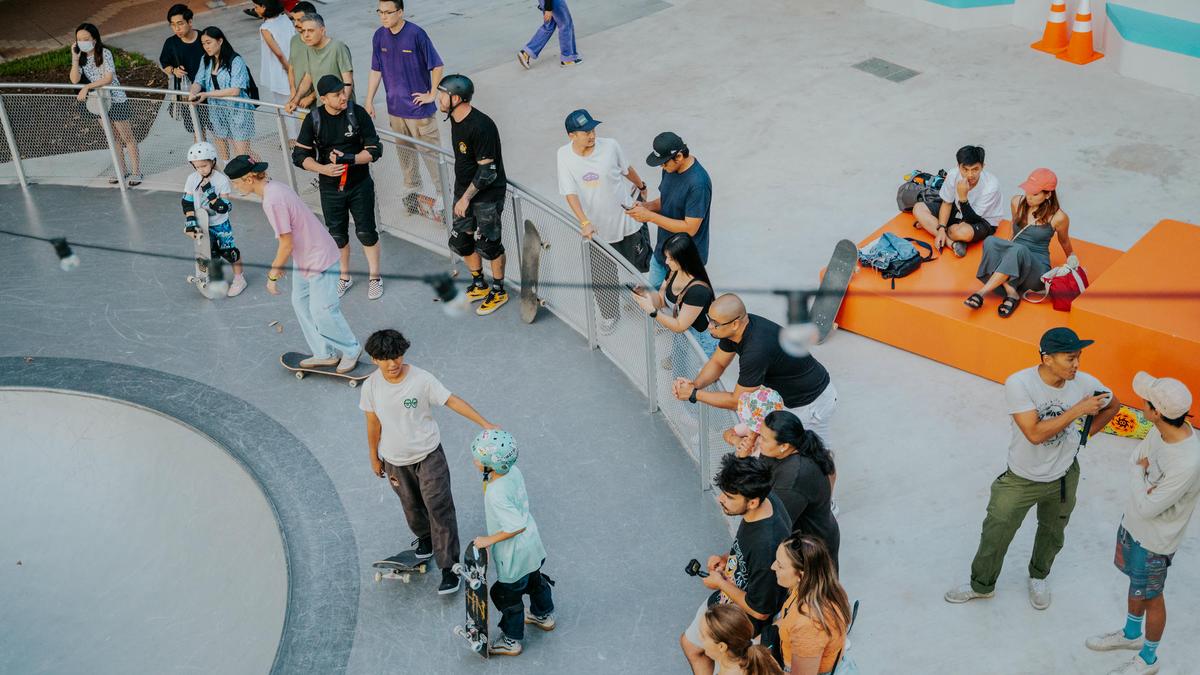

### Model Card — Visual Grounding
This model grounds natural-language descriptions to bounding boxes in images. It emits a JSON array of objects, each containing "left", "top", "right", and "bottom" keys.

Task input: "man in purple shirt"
[{"left": 365, "top": 0, "right": 444, "bottom": 199}]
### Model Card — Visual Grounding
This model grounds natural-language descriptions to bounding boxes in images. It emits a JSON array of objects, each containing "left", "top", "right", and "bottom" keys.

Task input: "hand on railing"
[{"left": 188, "top": 91, "right": 208, "bottom": 103}]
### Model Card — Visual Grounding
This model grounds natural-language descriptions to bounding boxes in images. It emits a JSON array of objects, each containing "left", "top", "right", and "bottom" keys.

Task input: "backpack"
[
  {"left": 895, "top": 169, "right": 946, "bottom": 212},
  {"left": 858, "top": 232, "right": 935, "bottom": 288},
  {"left": 310, "top": 102, "right": 359, "bottom": 154}
]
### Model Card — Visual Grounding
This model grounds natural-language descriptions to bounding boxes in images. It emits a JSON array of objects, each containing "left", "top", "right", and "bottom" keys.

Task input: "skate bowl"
[{"left": 0, "top": 358, "right": 359, "bottom": 675}]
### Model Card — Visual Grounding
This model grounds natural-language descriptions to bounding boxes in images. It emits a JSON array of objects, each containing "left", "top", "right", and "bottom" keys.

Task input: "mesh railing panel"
[
  {"left": 585, "top": 241, "right": 652, "bottom": 397},
  {"left": 515, "top": 197, "right": 589, "bottom": 335}
]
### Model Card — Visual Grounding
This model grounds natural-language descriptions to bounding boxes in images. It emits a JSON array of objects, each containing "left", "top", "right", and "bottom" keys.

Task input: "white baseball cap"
[{"left": 1133, "top": 371, "right": 1193, "bottom": 419}]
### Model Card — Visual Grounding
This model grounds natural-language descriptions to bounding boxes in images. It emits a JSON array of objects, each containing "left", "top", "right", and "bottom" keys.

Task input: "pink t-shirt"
[{"left": 262, "top": 180, "right": 339, "bottom": 278}]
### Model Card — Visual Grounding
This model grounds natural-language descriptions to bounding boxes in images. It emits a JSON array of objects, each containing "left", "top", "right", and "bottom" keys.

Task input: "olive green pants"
[{"left": 969, "top": 460, "right": 1080, "bottom": 594}]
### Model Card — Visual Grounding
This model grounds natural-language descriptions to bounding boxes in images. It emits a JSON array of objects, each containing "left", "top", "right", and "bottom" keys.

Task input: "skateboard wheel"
[
  {"left": 468, "top": 579, "right": 481, "bottom": 591},
  {"left": 453, "top": 625, "right": 468, "bottom": 639},
  {"left": 348, "top": 380, "right": 358, "bottom": 388},
  {"left": 400, "top": 574, "right": 411, "bottom": 583},
  {"left": 374, "top": 572, "right": 382, "bottom": 583},
  {"left": 451, "top": 563, "right": 466, "bottom": 576},
  {"left": 295, "top": 371, "right": 305, "bottom": 380},
  {"left": 450, "top": 269, "right": 459, "bottom": 278}
]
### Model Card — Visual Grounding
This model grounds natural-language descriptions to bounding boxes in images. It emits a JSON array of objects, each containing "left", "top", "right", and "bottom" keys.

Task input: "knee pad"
[
  {"left": 330, "top": 231, "right": 350, "bottom": 248},
  {"left": 355, "top": 227, "right": 379, "bottom": 247},
  {"left": 449, "top": 230, "right": 475, "bottom": 256},
  {"left": 218, "top": 247, "right": 241, "bottom": 264},
  {"left": 476, "top": 236, "right": 505, "bottom": 261}
]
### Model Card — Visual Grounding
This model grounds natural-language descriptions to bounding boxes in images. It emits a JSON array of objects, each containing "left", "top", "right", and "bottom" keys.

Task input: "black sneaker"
[
  {"left": 412, "top": 536, "right": 433, "bottom": 560},
  {"left": 438, "top": 568, "right": 462, "bottom": 595}
]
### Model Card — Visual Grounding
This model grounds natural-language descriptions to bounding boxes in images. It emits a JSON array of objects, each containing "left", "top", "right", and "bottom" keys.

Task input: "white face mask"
[{"left": 77, "top": 41, "right": 95, "bottom": 53}]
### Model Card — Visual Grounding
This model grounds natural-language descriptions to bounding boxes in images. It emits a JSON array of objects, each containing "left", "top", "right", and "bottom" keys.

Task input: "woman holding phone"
[{"left": 631, "top": 231, "right": 718, "bottom": 356}]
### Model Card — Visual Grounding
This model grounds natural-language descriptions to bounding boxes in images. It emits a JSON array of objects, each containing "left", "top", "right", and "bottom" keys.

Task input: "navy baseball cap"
[
  {"left": 565, "top": 109, "right": 601, "bottom": 133},
  {"left": 225, "top": 155, "right": 268, "bottom": 179},
  {"left": 646, "top": 131, "right": 686, "bottom": 167},
  {"left": 1039, "top": 327, "right": 1094, "bottom": 354},
  {"left": 317, "top": 74, "right": 345, "bottom": 96}
]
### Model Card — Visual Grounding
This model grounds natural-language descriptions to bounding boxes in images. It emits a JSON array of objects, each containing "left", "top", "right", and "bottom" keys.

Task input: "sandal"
[
  {"left": 127, "top": 173, "right": 142, "bottom": 186},
  {"left": 964, "top": 293, "right": 984, "bottom": 309},
  {"left": 998, "top": 295, "right": 1020, "bottom": 318}
]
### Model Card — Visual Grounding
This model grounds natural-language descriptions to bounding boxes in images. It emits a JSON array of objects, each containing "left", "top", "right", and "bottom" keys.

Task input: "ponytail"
[
  {"left": 763, "top": 411, "right": 836, "bottom": 476},
  {"left": 745, "top": 644, "right": 784, "bottom": 675}
]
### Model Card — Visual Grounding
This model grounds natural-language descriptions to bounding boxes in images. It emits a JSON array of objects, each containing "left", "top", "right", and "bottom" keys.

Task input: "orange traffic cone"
[
  {"left": 1030, "top": 0, "right": 1070, "bottom": 54},
  {"left": 1057, "top": 0, "right": 1104, "bottom": 64}
]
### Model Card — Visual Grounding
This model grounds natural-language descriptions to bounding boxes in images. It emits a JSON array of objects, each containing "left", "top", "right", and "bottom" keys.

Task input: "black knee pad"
[
  {"left": 449, "top": 230, "right": 475, "bottom": 256},
  {"left": 476, "top": 236, "right": 505, "bottom": 261},
  {"left": 330, "top": 232, "right": 350, "bottom": 248},
  {"left": 218, "top": 247, "right": 241, "bottom": 264},
  {"left": 355, "top": 228, "right": 379, "bottom": 247}
]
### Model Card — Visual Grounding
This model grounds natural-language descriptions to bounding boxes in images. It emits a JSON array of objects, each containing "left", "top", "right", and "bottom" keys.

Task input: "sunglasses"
[{"left": 706, "top": 313, "right": 743, "bottom": 328}]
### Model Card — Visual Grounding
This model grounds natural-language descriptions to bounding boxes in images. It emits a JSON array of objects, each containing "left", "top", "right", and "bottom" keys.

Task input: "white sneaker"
[
  {"left": 227, "top": 274, "right": 247, "bottom": 297},
  {"left": 337, "top": 278, "right": 353, "bottom": 298},
  {"left": 599, "top": 316, "right": 618, "bottom": 335},
  {"left": 1086, "top": 630, "right": 1144, "bottom": 652},
  {"left": 299, "top": 355, "right": 339, "bottom": 368},
  {"left": 944, "top": 583, "right": 994, "bottom": 604},
  {"left": 336, "top": 348, "right": 362, "bottom": 374},
  {"left": 1028, "top": 577, "right": 1051, "bottom": 610},
  {"left": 1108, "top": 654, "right": 1159, "bottom": 675},
  {"left": 302, "top": 177, "right": 320, "bottom": 194},
  {"left": 367, "top": 278, "right": 383, "bottom": 300}
]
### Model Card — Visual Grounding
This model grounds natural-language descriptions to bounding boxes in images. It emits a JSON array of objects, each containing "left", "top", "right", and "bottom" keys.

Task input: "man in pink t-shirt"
[{"left": 226, "top": 155, "right": 361, "bottom": 372}]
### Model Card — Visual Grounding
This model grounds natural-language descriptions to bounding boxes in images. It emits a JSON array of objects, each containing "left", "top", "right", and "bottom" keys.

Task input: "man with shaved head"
[{"left": 673, "top": 293, "right": 838, "bottom": 444}]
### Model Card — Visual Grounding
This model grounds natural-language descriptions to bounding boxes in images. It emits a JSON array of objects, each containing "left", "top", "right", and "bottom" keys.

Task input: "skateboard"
[
  {"left": 451, "top": 542, "right": 489, "bottom": 658},
  {"left": 812, "top": 239, "right": 858, "bottom": 344},
  {"left": 519, "top": 219, "right": 549, "bottom": 324},
  {"left": 185, "top": 190, "right": 213, "bottom": 297},
  {"left": 280, "top": 351, "right": 372, "bottom": 387},
  {"left": 371, "top": 550, "right": 428, "bottom": 584},
  {"left": 403, "top": 191, "right": 443, "bottom": 224}
]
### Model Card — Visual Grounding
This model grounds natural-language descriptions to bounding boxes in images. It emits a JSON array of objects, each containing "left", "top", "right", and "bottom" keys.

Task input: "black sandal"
[
  {"left": 964, "top": 293, "right": 984, "bottom": 309},
  {"left": 998, "top": 296, "right": 1020, "bottom": 318}
]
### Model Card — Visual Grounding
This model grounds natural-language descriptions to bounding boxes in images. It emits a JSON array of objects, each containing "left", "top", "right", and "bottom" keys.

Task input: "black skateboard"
[
  {"left": 371, "top": 549, "right": 429, "bottom": 584},
  {"left": 812, "top": 239, "right": 858, "bottom": 344},
  {"left": 280, "top": 351, "right": 372, "bottom": 387},
  {"left": 451, "top": 542, "right": 489, "bottom": 658},
  {"left": 519, "top": 219, "right": 549, "bottom": 324}
]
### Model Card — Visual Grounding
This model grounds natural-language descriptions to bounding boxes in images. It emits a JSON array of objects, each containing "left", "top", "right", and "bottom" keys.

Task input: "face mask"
[{"left": 77, "top": 41, "right": 95, "bottom": 53}]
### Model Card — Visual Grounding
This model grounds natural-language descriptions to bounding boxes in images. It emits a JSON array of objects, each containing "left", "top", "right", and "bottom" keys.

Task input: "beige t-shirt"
[{"left": 359, "top": 365, "right": 451, "bottom": 466}]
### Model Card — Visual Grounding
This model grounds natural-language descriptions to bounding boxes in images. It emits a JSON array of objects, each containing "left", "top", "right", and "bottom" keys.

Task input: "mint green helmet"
[{"left": 471, "top": 429, "right": 518, "bottom": 473}]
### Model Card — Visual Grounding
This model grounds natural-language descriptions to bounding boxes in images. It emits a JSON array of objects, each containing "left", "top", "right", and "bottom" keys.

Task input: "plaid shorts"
[{"left": 1115, "top": 525, "right": 1174, "bottom": 600}]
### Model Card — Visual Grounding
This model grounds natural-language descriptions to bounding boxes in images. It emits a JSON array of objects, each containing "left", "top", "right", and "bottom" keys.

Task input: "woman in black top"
[
  {"left": 631, "top": 232, "right": 719, "bottom": 356},
  {"left": 759, "top": 410, "right": 840, "bottom": 569}
]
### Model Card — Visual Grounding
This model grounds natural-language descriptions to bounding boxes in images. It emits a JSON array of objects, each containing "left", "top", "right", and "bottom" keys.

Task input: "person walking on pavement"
[
  {"left": 225, "top": 155, "right": 361, "bottom": 372},
  {"left": 293, "top": 75, "right": 384, "bottom": 299},
  {"left": 361, "top": 329, "right": 498, "bottom": 595},
  {"left": 517, "top": 0, "right": 581, "bottom": 69},
  {"left": 946, "top": 327, "right": 1120, "bottom": 609},
  {"left": 1086, "top": 373, "right": 1198, "bottom": 675},
  {"left": 366, "top": 0, "right": 445, "bottom": 201},
  {"left": 437, "top": 74, "right": 510, "bottom": 316},
  {"left": 556, "top": 108, "right": 651, "bottom": 332}
]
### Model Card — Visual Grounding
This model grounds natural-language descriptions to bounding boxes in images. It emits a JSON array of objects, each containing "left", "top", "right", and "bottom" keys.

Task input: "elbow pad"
[
  {"left": 210, "top": 197, "right": 231, "bottom": 214},
  {"left": 472, "top": 162, "right": 498, "bottom": 191},
  {"left": 292, "top": 144, "right": 313, "bottom": 170}
]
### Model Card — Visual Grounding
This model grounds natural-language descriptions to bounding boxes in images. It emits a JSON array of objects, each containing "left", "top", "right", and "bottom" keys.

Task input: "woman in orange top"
[
  {"left": 770, "top": 536, "right": 851, "bottom": 674},
  {"left": 698, "top": 603, "right": 783, "bottom": 675}
]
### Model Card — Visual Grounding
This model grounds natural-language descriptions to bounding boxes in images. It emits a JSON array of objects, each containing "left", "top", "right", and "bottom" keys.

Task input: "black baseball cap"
[
  {"left": 225, "top": 155, "right": 268, "bottom": 180},
  {"left": 1039, "top": 327, "right": 1094, "bottom": 354},
  {"left": 316, "top": 74, "right": 345, "bottom": 96},
  {"left": 564, "top": 108, "right": 600, "bottom": 133},
  {"left": 646, "top": 131, "right": 686, "bottom": 167}
]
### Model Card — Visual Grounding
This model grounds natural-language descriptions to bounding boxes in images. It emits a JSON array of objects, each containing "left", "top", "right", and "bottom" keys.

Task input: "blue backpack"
[{"left": 858, "top": 232, "right": 934, "bottom": 289}]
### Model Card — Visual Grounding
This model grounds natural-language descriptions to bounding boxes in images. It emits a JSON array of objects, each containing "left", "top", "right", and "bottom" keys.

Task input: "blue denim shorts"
[{"left": 1115, "top": 525, "right": 1173, "bottom": 599}]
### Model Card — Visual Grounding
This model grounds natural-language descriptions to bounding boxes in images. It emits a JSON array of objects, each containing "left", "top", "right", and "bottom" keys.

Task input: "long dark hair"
[
  {"left": 763, "top": 410, "right": 835, "bottom": 476},
  {"left": 1014, "top": 190, "right": 1061, "bottom": 230},
  {"left": 199, "top": 26, "right": 240, "bottom": 84},
  {"left": 780, "top": 536, "right": 851, "bottom": 637},
  {"left": 75, "top": 23, "right": 104, "bottom": 69},
  {"left": 662, "top": 232, "right": 711, "bottom": 288}
]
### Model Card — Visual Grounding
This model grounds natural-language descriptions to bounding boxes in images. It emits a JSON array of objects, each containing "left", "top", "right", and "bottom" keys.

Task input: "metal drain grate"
[{"left": 852, "top": 58, "right": 920, "bottom": 83}]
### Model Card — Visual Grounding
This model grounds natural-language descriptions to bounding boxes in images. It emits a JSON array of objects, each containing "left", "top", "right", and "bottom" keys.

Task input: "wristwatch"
[
  {"left": 648, "top": 309, "right": 658, "bottom": 318},
  {"left": 688, "top": 388, "right": 698, "bottom": 404}
]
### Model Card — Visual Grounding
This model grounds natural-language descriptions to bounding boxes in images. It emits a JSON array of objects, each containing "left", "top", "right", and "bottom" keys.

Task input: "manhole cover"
[{"left": 852, "top": 58, "right": 920, "bottom": 83}]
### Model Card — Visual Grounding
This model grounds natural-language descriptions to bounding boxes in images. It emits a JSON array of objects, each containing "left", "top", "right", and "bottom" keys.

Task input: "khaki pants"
[{"left": 388, "top": 115, "right": 442, "bottom": 192}]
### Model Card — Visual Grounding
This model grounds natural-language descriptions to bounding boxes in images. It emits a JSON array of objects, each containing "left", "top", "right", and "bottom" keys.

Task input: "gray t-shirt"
[
  {"left": 1004, "top": 366, "right": 1106, "bottom": 482},
  {"left": 359, "top": 364, "right": 451, "bottom": 466}
]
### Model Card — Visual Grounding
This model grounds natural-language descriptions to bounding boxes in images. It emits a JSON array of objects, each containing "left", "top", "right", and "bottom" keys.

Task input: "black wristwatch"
[
  {"left": 648, "top": 309, "right": 658, "bottom": 318},
  {"left": 688, "top": 388, "right": 698, "bottom": 404},
  {"left": 637, "top": 182, "right": 647, "bottom": 191}
]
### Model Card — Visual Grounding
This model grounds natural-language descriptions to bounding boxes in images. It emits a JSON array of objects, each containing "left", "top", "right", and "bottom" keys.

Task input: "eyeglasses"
[
  {"left": 706, "top": 313, "right": 743, "bottom": 328},
  {"left": 376, "top": 9, "right": 400, "bottom": 15}
]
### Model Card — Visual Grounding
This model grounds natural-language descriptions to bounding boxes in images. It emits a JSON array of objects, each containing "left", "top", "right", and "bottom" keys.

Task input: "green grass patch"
[{"left": 0, "top": 46, "right": 152, "bottom": 77}]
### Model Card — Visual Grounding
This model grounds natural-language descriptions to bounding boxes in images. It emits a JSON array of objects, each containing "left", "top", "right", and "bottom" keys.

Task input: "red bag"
[{"left": 1024, "top": 260, "right": 1088, "bottom": 312}]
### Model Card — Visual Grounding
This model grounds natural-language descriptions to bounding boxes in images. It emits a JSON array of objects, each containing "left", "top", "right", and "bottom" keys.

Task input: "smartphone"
[
  {"left": 621, "top": 184, "right": 641, "bottom": 210},
  {"left": 625, "top": 282, "right": 644, "bottom": 295}
]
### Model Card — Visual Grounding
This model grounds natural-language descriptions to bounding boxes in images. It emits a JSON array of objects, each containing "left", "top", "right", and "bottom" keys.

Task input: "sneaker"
[
  {"left": 476, "top": 288, "right": 508, "bottom": 316},
  {"left": 944, "top": 583, "right": 994, "bottom": 604},
  {"left": 303, "top": 177, "right": 320, "bottom": 194},
  {"left": 951, "top": 241, "right": 967, "bottom": 258},
  {"left": 411, "top": 536, "right": 433, "bottom": 560},
  {"left": 299, "top": 355, "right": 339, "bottom": 368},
  {"left": 599, "top": 316, "right": 618, "bottom": 335},
  {"left": 227, "top": 274, "right": 247, "bottom": 297},
  {"left": 517, "top": 50, "right": 531, "bottom": 70},
  {"left": 367, "top": 278, "right": 383, "bottom": 300},
  {"left": 525, "top": 609, "right": 556, "bottom": 632},
  {"left": 108, "top": 175, "right": 120, "bottom": 185},
  {"left": 489, "top": 634, "right": 522, "bottom": 656},
  {"left": 336, "top": 347, "right": 363, "bottom": 374},
  {"left": 465, "top": 284, "right": 490, "bottom": 302},
  {"left": 1108, "top": 654, "right": 1160, "bottom": 675},
  {"left": 337, "top": 278, "right": 353, "bottom": 298},
  {"left": 126, "top": 173, "right": 142, "bottom": 186},
  {"left": 1028, "top": 577, "right": 1051, "bottom": 610},
  {"left": 438, "top": 568, "right": 462, "bottom": 595},
  {"left": 560, "top": 58, "right": 582, "bottom": 67},
  {"left": 1086, "top": 630, "right": 1144, "bottom": 652}
]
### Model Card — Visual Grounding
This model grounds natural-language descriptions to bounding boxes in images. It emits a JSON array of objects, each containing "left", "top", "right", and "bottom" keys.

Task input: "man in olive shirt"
[{"left": 285, "top": 12, "right": 353, "bottom": 113}]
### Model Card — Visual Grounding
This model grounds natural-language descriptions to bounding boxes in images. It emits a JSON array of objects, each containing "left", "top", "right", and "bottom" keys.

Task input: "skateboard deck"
[
  {"left": 280, "top": 351, "right": 372, "bottom": 387},
  {"left": 371, "top": 549, "right": 429, "bottom": 584},
  {"left": 451, "top": 542, "right": 489, "bottom": 658},
  {"left": 812, "top": 239, "right": 858, "bottom": 344},
  {"left": 186, "top": 191, "right": 212, "bottom": 297},
  {"left": 519, "top": 219, "right": 548, "bottom": 324},
  {"left": 403, "top": 191, "right": 443, "bottom": 224}
]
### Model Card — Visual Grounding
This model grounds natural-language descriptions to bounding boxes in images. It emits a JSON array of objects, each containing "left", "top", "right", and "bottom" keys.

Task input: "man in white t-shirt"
[
  {"left": 556, "top": 108, "right": 651, "bottom": 333},
  {"left": 1087, "top": 373, "right": 1197, "bottom": 675},
  {"left": 946, "top": 327, "right": 1119, "bottom": 610},
  {"left": 912, "top": 144, "right": 1004, "bottom": 258},
  {"left": 360, "top": 329, "right": 498, "bottom": 595}
]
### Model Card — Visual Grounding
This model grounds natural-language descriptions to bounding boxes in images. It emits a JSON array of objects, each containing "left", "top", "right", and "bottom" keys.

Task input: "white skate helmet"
[{"left": 187, "top": 141, "right": 219, "bottom": 163}]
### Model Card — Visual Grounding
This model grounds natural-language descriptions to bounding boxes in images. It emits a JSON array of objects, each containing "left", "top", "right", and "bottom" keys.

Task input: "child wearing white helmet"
[
  {"left": 182, "top": 141, "right": 246, "bottom": 296},
  {"left": 470, "top": 429, "right": 556, "bottom": 657}
]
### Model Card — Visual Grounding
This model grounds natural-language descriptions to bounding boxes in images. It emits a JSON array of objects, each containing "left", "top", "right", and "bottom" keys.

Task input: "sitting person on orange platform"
[
  {"left": 912, "top": 145, "right": 1004, "bottom": 258},
  {"left": 964, "top": 168, "right": 1074, "bottom": 318}
]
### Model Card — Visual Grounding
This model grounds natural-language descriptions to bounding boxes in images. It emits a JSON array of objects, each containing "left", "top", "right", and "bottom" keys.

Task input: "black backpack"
[
  {"left": 310, "top": 102, "right": 359, "bottom": 154},
  {"left": 879, "top": 238, "right": 934, "bottom": 289}
]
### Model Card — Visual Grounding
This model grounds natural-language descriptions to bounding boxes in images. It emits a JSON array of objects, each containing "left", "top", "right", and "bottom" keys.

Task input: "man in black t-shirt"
[
  {"left": 673, "top": 293, "right": 839, "bottom": 444},
  {"left": 681, "top": 454, "right": 790, "bottom": 673},
  {"left": 437, "top": 74, "right": 509, "bottom": 316},
  {"left": 293, "top": 75, "right": 384, "bottom": 300},
  {"left": 160, "top": 4, "right": 207, "bottom": 134}
]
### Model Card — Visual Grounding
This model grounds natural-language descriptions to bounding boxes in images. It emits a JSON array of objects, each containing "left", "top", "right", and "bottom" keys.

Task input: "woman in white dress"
[{"left": 255, "top": 0, "right": 298, "bottom": 137}]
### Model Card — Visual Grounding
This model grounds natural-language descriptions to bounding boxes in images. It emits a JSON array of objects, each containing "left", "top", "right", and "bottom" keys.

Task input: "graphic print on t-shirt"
[
  {"left": 581, "top": 171, "right": 600, "bottom": 188},
  {"left": 718, "top": 540, "right": 748, "bottom": 604},
  {"left": 1035, "top": 400, "right": 1078, "bottom": 446}
]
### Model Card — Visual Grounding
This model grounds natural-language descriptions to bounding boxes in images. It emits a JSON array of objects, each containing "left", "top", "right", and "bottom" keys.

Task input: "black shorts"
[
  {"left": 319, "top": 177, "right": 377, "bottom": 245},
  {"left": 107, "top": 99, "right": 133, "bottom": 121},
  {"left": 451, "top": 198, "right": 504, "bottom": 242},
  {"left": 922, "top": 194, "right": 995, "bottom": 243}
]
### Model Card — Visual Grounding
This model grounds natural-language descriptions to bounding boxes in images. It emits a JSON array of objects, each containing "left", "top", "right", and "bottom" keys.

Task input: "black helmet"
[{"left": 437, "top": 73, "right": 474, "bottom": 103}]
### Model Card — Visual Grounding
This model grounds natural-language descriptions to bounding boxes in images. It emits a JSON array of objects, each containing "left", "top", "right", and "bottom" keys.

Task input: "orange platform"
[{"left": 836, "top": 215, "right": 1200, "bottom": 411}]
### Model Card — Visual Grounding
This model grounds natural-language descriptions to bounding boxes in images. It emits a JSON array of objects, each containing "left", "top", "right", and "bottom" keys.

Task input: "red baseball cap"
[{"left": 1019, "top": 168, "right": 1057, "bottom": 194}]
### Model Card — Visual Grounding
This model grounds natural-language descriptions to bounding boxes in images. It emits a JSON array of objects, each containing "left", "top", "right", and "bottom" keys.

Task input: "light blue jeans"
[
  {"left": 688, "top": 326, "right": 719, "bottom": 358},
  {"left": 648, "top": 256, "right": 669, "bottom": 292},
  {"left": 292, "top": 266, "right": 360, "bottom": 359},
  {"left": 524, "top": 0, "right": 579, "bottom": 62}
]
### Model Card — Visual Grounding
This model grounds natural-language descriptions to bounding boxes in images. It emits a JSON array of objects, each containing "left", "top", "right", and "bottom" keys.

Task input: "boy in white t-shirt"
[
  {"left": 912, "top": 144, "right": 1004, "bottom": 258},
  {"left": 181, "top": 141, "right": 246, "bottom": 296},
  {"left": 360, "top": 329, "right": 498, "bottom": 595}
]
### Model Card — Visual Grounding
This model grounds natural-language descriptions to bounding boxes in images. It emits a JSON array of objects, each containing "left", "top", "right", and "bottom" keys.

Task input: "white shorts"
[
  {"left": 785, "top": 381, "right": 838, "bottom": 447},
  {"left": 683, "top": 599, "right": 708, "bottom": 647}
]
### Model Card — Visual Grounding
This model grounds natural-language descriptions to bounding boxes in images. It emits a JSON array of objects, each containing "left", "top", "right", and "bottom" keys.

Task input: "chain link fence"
[{"left": 0, "top": 83, "right": 734, "bottom": 491}]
